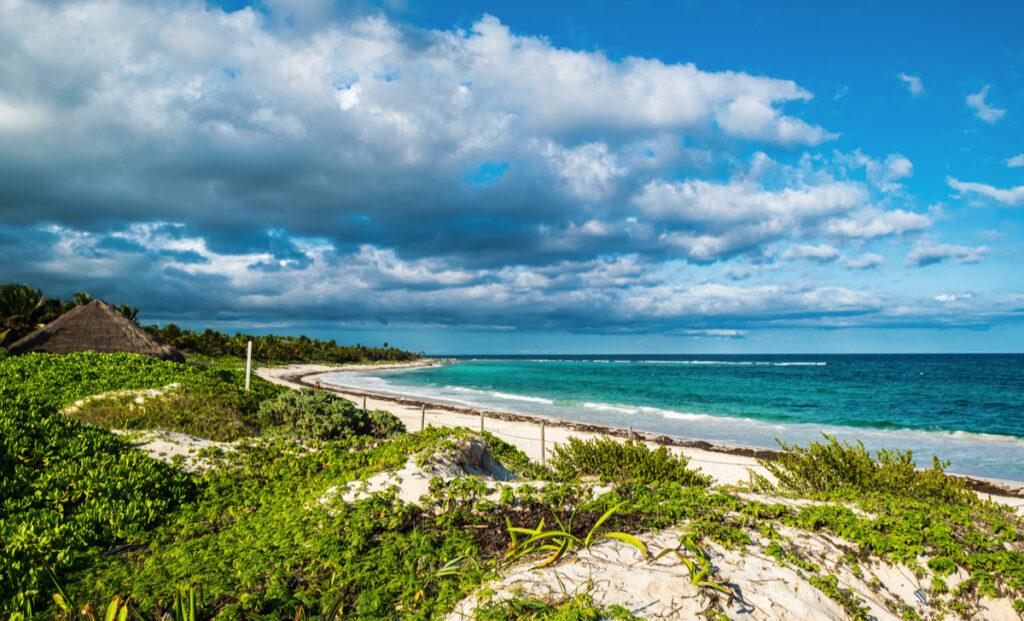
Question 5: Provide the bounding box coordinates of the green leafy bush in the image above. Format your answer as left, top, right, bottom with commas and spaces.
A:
761, 434, 971, 504
549, 436, 712, 486
257, 389, 405, 440
368, 407, 407, 437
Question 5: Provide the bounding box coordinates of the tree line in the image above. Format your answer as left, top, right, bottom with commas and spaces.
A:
143, 324, 422, 364
0, 283, 422, 364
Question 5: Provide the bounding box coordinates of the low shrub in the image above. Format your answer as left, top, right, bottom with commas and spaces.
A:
368, 408, 407, 437
257, 389, 404, 440
549, 436, 712, 486
67, 391, 257, 441
761, 434, 972, 504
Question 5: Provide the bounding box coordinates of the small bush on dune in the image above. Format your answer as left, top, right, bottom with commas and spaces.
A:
761, 434, 972, 504
67, 391, 257, 441
257, 389, 405, 440
368, 408, 406, 437
550, 436, 712, 486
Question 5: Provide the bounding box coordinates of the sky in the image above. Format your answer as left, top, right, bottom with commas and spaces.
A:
0, 0, 1022, 354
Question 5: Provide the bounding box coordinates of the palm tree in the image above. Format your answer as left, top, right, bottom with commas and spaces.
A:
118, 304, 140, 324
73, 291, 93, 306
0, 283, 47, 347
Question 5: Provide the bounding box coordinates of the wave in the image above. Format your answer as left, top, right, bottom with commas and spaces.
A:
442, 385, 554, 405
453, 358, 826, 366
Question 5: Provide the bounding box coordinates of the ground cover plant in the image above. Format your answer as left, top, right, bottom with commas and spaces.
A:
0, 355, 203, 613
3, 350, 1023, 619
472, 593, 641, 620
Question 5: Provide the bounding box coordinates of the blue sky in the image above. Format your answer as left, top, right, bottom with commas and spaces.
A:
0, 0, 1021, 353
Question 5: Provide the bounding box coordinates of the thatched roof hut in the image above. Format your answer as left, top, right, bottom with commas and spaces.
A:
7, 299, 185, 363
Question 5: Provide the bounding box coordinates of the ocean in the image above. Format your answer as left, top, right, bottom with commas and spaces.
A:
321, 354, 1024, 482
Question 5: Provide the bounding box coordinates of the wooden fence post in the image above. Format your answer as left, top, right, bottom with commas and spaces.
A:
540, 422, 546, 466
420, 404, 426, 431
480, 411, 485, 433
244, 341, 252, 392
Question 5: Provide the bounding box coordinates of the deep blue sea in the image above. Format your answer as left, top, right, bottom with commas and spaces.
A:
322, 354, 1024, 481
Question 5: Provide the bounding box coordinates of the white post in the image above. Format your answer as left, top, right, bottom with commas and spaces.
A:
540, 422, 546, 466
420, 404, 426, 431
244, 340, 252, 392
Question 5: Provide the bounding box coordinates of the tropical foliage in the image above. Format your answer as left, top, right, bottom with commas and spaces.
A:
0, 282, 421, 363
0, 284, 140, 348
143, 324, 423, 364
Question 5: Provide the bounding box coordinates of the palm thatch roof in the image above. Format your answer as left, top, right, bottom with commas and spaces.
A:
7, 299, 185, 363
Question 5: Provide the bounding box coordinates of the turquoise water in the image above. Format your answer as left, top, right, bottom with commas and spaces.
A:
323, 354, 1024, 481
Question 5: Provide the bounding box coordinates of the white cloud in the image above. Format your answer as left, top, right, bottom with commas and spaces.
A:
834, 150, 913, 193
840, 252, 885, 270
966, 85, 1006, 123
1005, 154, 1024, 168
635, 178, 864, 225
905, 241, 988, 267
947, 176, 1024, 206
0, 100, 49, 133
461, 15, 835, 143
898, 73, 923, 96
539, 141, 624, 201
824, 208, 930, 238
780, 243, 840, 263
935, 293, 972, 303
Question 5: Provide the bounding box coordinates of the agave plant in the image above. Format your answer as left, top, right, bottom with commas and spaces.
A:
653, 534, 735, 605
504, 501, 648, 568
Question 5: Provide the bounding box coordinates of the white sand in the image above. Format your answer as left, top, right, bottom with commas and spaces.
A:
111, 429, 235, 473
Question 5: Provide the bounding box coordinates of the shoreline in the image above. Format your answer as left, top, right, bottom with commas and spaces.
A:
256, 362, 1024, 506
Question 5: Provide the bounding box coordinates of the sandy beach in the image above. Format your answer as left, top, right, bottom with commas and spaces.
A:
257, 362, 1024, 512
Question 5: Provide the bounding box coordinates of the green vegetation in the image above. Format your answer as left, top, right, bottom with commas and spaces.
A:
549, 436, 713, 487
1, 284, 122, 348
0, 354, 201, 611
504, 502, 648, 568
68, 391, 258, 442
0, 281, 422, 364
2, 350, 1022, 620
473, 594, 640, 620
256, 388, 406, 440
761, 433, 972, 504
143, 324, 422, 365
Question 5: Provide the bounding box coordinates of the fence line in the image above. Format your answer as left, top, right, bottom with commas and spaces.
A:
410, 403, 753, 468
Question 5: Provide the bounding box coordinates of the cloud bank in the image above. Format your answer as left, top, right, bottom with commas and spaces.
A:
0, 0, 1012, 337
